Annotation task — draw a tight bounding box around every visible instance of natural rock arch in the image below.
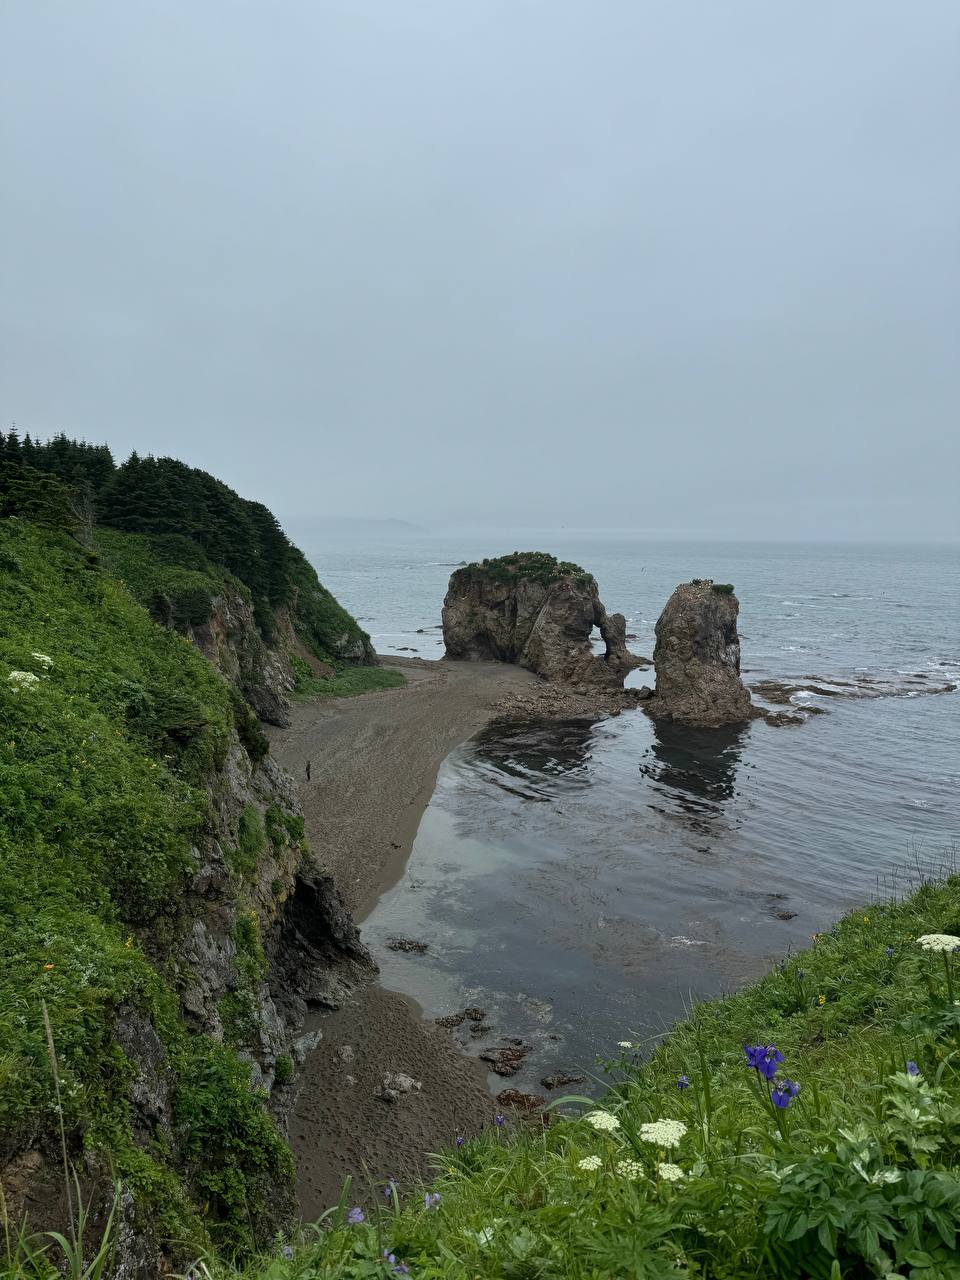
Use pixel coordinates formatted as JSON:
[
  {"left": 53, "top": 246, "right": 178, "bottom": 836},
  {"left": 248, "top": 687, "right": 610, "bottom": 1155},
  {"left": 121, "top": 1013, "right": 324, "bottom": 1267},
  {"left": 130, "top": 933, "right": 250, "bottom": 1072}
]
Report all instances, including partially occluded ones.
[{"left": 441, "top": 552, "right": 637, "bottom": 687}]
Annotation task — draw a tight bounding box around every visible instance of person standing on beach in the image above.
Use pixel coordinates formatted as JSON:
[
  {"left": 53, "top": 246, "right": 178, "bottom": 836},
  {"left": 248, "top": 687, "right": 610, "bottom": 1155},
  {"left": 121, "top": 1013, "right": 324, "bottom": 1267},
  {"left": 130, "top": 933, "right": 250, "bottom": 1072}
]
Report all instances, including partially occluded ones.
[{"left": 305, "top": 759, "right": 311, "bottom": 782}]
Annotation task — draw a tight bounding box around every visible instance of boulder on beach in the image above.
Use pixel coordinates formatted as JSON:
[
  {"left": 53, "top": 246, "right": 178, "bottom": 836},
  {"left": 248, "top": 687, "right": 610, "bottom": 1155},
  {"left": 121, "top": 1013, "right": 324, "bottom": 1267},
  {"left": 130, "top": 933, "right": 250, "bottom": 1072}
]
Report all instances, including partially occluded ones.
[
  {"left": 648, "top": 579, "right": 754, "bottom": 726},
  {"left": 441, "top": 552, "right": 637, "bottom": 687}
]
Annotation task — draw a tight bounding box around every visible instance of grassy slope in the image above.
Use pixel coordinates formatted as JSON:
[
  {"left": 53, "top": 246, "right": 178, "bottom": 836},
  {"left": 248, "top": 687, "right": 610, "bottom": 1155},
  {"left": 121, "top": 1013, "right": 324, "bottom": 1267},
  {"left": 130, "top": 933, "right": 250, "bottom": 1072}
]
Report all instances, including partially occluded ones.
[
  {"left": 289, "top": 654, "right": 406, "bottom": 700},
  {"left": 94, "top": 528, "right": 233, "bottom": 627},
  {"left": 97, "top": 531, "right": 391, "bottom": 694},
  {"left": 286, "top": 547, "right": 375, "bottom": 665},
  {"left": 204, "top": 877, "right": 960, "bottom": 1280},
  {"left": 0, "top": 520, "right": 291, "bottom": 1256}
]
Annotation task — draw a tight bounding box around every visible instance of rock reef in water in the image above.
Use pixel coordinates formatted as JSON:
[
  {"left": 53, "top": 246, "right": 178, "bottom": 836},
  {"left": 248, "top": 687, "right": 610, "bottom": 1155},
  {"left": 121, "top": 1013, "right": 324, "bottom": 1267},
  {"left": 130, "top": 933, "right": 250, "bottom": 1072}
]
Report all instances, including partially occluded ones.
[
  {"left": 442, "top": 552, "right": 637, "bottom": 687},
  {"left": 648, "top": 579, "right": 754, "bottom": 726}
]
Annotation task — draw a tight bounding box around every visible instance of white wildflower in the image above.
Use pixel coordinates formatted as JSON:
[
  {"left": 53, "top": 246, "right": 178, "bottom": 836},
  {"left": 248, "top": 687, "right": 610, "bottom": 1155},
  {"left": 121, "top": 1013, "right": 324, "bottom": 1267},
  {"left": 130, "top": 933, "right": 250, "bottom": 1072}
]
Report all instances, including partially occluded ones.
[
  {"left": 658, "top": 1162, "right": 684, "bottom": 1182},
  {"left": 30, "top": 652, "right": 53, "bottom": 668},
  {"left": 852, "top": 1160, "right": 901, "bottom": 1186},
  {"left": 617, "top": 1040, "right": 634, "bottom": 1049},
  {"left": 615, "top": 1158, "right": 644, "bottom": 1180},
  {"left": 638, "top": 1119, "right": 687, "bottom": 1149},
  {"left": 7, "top": 670, "right": 40, "bottom": 692},
  {"left": 584, "top": 1110, "right": 621, "bottom": 1132},
  {"left": 577, "top": 1155, "right": 602, "bottom": 1171},
  {"left": 916, "top": 934, "right": 960, "bottom": 952}
]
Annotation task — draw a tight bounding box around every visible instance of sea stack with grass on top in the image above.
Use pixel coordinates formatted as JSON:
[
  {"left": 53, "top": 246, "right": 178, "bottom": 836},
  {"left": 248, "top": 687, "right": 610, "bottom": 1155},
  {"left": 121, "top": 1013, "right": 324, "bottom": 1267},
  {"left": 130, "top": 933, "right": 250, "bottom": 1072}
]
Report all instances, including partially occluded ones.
[
  {"left": 442, "top": 551, "right": 637, "bottom": 687},
  {"left": 648, "top": 579, "right": 754, "bottom": 726}
]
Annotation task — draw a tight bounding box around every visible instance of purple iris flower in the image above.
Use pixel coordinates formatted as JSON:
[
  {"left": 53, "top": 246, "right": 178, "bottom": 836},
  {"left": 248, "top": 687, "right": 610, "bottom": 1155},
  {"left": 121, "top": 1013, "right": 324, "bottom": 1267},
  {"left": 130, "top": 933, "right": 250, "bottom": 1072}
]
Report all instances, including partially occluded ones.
[
  {"left": 885, "top": 946, "right": 894, "bottom": 958},
  {"left": 676, "top": 1075, "right": 690, "bottom": 1090},
  {"left": 384, "top": 1178, "right": 398, "bottom": 1199},
  {"left": 796, "top": 970, "right": 805, "bottom": 980},
  {"left": 771, "top": 1079, "right": 799, "bottom": 1109},
  {"left": 423, "top": 1192, "right": 441, "bottom": 1210},
  {"left": 759, "top": 1053, "right": 783, "bottom": 1081},
  {"left": 906, "top": 1060, "right": 920, "bottom": 1076},
  {"left": 347, "top": 1207, "right": 365, "bottom": 1225},
  {"left": 456, "top": 1135, "right": 465, "bottom": 1146},
  {"left": 494, "top": 1113, "right": 504, "bottom": 1126},
  {"left": 383, "top": 1253, "right": 409, "bottom": 1275},
  {"left": 744, "top": 1045, "right": 784, "bottom": 1080}
]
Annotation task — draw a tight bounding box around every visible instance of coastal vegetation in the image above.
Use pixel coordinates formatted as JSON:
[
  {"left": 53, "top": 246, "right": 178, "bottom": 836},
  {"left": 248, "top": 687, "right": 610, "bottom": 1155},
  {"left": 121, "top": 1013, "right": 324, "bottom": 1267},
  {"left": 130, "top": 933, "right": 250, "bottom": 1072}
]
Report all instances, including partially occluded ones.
[
  {"left": 0, "top": 430, "right": 372, "bottom": 666},
  {"left": 0, "top": 434, "right": 387, "bottom": 1269},
  {"left": 465, "top": 551, "right": 595, "bottom": 587},
  {"left": 0, "top": 517, "right": 293, "bottom": 1255},
  {"left": 289, "top": 655, "right": 406, "bottom": 700},
  {"left": 188, "top": 875, "right": 959, "bottom": 1280}
]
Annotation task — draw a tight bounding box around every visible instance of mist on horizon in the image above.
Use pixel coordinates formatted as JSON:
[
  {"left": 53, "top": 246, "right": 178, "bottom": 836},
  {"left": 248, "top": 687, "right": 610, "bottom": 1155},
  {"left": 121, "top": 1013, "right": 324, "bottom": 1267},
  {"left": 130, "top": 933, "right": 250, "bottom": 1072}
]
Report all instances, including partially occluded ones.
[{"left": 2, "top": 1, "right": 958, "bottom": 543}]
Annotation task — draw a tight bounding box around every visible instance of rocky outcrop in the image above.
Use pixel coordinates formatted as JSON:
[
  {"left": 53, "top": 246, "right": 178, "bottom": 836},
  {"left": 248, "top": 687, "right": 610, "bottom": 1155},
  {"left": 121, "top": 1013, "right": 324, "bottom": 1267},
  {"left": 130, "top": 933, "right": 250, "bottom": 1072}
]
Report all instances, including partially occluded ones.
[
  {"left": 174, "top": 737, "right": 371, "bottom": 1094},
  {"left": 181, "top": 583, "right": 296, "bottom": 726},
  {"left": 0, "top": 721, "right": 372, "bottom": 1274},
  {"left": 647, "top": 580, "right": 754, "bottom": 726},
  {"left": 156, "top": 571, "right": 375, "bottom": 727},
  {"left": 442, "top": 552, "right": 637, "bottom": 687}
]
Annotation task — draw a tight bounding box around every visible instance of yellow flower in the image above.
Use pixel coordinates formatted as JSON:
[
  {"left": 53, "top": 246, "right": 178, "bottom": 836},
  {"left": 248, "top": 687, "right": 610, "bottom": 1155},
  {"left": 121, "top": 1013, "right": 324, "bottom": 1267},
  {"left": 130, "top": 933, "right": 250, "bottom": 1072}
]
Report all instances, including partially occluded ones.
[
  {"left": 818, "top": 994, "right": 826, "bottom": 1006},
  {"left": 862, "top": 916, "right": 870, "bottom": 924},
  {"left": 43, "top": 963, "right": 54, "bottom": 971}
]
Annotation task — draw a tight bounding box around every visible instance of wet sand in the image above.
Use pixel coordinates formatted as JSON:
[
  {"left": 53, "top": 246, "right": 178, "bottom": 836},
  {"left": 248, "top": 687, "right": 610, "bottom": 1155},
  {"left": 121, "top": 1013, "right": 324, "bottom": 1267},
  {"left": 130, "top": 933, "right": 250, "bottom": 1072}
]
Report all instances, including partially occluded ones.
[{"left": 267, "top": 657, "right": 539, "bottom": 1216}]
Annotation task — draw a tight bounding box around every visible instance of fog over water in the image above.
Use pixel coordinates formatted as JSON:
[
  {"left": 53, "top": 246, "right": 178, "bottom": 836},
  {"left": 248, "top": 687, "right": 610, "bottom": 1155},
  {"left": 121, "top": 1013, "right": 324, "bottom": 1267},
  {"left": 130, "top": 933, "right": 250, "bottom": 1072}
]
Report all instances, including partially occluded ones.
[{"left": 3, "top": 2, "right": 959, "bottom": 540}]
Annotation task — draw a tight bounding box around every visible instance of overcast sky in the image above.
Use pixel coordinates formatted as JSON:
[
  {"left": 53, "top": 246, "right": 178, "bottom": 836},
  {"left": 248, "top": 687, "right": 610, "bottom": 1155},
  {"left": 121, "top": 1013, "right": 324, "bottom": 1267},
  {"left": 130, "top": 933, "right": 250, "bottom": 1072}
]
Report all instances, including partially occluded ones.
[{"left": 2, "top": 2, "right": 958, "bottom": 539}]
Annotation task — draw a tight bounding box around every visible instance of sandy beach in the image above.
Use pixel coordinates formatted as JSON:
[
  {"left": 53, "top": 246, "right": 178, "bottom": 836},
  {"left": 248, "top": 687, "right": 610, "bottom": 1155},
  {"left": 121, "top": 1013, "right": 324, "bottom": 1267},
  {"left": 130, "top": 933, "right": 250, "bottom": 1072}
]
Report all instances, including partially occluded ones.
[{"left": 267, "top": 657, "right": 540, "bottom": 1216}]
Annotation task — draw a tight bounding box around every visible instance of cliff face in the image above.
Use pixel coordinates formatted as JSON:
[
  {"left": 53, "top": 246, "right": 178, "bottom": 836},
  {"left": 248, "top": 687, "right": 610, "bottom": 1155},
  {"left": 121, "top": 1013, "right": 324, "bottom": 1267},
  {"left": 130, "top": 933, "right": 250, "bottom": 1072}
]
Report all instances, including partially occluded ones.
[
  {"left": 93, "top": 528, "right": 378, "bottom": 729},
  {"left": 0, "top": 520, "right": 371, "bottom": 1272},
  {"left": 648, "top": 580, "right": 754, "bottom": 726},
  {"left": 184, "top": 584, "right": 297, "bottom": 726},
  {"left": 442, "top": 552, "right": 636, "bottom": 686}
]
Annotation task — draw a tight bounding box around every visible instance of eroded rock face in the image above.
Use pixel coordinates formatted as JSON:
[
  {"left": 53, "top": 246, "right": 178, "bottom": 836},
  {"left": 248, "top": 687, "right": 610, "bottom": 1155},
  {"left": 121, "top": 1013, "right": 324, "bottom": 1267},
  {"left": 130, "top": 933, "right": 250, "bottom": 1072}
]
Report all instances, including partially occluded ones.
[
  {"left": 649, "top": 580, "right": 754, "bottom": 726},
  {"left": 184, "top": 585, "right": 296, "bottom": 726},
  {"left": 442, "top": 553, "right": 636, "bottom": 686}
]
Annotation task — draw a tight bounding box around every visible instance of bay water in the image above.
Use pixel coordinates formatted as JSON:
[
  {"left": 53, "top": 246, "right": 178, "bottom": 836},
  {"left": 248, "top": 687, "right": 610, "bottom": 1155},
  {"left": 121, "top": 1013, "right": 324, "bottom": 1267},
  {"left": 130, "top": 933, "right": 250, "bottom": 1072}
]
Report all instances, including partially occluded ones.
[{"left": 301, "top": 532, "right": 960, "bottom": 1094}]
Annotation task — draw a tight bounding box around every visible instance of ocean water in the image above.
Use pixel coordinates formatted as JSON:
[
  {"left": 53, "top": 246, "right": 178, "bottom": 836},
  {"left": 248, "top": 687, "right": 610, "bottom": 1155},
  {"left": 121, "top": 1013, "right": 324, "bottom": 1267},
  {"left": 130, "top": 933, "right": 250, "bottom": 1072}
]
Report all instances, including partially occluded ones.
[{"left": 302, "top": 532, "right": 960, "bottom": 1094}]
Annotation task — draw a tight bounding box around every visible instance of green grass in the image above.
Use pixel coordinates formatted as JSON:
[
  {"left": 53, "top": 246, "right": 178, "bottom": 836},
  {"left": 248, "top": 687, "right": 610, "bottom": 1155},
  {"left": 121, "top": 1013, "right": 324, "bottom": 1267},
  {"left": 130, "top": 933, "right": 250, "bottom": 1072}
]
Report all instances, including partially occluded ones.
[
  {"left": 290, "top": 654, "right": 406, "bottom": 699},
  {"left": 183, "top": 876, "right": 960, "bottom": 1280},
  {"left": 0, "top": 519, "right": 295, "bottom": 1259},
  {"left": 461, "top": 550, "right": 595, "bottom": 588}
]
